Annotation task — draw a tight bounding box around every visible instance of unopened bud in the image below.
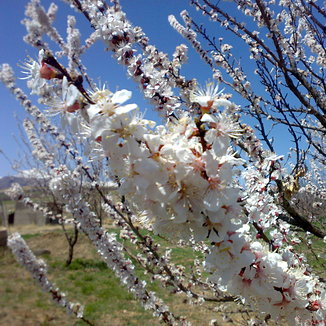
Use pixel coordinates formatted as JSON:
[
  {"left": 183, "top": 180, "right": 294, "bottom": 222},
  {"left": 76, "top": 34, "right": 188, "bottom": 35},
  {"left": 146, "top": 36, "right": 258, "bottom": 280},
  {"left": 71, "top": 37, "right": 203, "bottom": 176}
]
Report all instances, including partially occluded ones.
[
  {"left": 39, "top": 62, "right": 59, "bottom": 80},
  {"left": 66, "top": 101, "right": 81, "bottom": 113}
]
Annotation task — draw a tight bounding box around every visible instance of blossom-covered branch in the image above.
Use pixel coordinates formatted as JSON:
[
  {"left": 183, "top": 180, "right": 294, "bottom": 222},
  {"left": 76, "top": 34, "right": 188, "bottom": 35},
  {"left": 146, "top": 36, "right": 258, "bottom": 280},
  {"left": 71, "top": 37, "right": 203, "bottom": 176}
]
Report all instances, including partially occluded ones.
[{"left": 7, "top": 232, "right": 93, "bottom": 325}]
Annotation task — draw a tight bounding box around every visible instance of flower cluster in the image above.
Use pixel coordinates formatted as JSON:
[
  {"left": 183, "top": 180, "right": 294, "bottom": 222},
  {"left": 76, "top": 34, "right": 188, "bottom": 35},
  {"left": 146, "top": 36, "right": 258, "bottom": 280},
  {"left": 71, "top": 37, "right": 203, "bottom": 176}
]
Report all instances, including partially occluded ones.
[
  {"left": 3, "top": 54, "right": 325, "bottom": 323},
  {"left": 75, "top": 84, "right": 324, "bottom": 325},
  {"left": 1, "top": 1, "right": 326, "bottom": 325},
  {"left": 23, "top": 118, "right": 55, "bottom": 167}
]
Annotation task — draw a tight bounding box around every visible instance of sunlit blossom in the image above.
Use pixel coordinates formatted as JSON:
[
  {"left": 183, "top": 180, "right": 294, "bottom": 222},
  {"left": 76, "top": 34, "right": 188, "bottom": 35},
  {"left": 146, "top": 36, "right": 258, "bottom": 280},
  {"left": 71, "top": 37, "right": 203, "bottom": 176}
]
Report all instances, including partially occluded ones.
[{"left": 190, "top": 82, "right": 231, "bottom": 113}]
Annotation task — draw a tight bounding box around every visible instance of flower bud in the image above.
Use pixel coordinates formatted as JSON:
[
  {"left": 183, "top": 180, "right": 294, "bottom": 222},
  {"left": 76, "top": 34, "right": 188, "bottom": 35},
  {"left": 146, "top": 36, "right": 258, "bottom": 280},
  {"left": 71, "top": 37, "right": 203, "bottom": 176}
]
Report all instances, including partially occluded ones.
[
  {"left": 66, "top": 101, "right": 81, "bottom": 113},
  {"left": 39, "top": 62, "right": 58, "bottom": 80}
]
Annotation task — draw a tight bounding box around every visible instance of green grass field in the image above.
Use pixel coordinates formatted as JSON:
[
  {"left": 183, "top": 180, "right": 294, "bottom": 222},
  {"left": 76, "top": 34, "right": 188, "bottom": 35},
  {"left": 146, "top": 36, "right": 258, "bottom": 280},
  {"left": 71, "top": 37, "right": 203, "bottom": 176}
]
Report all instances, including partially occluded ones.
[
  {"left": 0, "top": 219, "right": 325, "bottom": 326},
  {"left": 0, "top": 226, "right": 268, "bottom": 326}
]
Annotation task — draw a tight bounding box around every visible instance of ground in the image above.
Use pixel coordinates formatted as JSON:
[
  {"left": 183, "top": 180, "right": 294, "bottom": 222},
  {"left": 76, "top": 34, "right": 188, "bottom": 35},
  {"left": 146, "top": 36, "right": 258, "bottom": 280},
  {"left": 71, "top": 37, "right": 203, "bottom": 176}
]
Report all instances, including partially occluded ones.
[{"left": 0, "top": 224, "right": 280, "bottom": 326}]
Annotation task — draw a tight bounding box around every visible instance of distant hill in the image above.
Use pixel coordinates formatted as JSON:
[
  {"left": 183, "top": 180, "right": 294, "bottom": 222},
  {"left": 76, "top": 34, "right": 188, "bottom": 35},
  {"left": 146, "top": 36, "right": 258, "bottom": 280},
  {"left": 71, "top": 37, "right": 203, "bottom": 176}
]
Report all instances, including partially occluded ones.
[{"left": 0, "top": 176, "right": 37, "bottom": 191}]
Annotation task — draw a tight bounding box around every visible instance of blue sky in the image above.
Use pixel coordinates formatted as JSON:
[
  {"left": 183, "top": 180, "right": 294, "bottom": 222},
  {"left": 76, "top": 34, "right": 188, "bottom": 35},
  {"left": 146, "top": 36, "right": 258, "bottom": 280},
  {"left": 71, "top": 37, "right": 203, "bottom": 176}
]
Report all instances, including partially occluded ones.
[{"left": 0, "top": 0, "right": 292, "bottom": 177}]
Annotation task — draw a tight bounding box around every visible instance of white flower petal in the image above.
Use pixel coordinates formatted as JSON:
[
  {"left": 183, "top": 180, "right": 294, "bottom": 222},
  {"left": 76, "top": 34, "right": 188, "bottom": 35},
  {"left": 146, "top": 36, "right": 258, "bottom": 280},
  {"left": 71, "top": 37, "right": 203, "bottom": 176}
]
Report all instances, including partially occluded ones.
[
  {"left": 115, "top": 103, "right": 138, "bottom": 115},
  {"left": 112, "top": 89, "right": 132, "bottom": 104},
  {"left": 201, "top": 113, "right": 215, "bottom": 123},
  {"left": 196, "top": 95, "right": 211, "bottom": 106},
  {"left": 62, "top": 76, "right": 69, "bottom": 99},
  {"left": 66, "top": 85, "right": 79, "bottom": 107},
  {"left": 213, "top": 99, "right": 231, "bottom": 107},
  {"left": 87, "top": 105, "right": 101, "bottom": 120}
]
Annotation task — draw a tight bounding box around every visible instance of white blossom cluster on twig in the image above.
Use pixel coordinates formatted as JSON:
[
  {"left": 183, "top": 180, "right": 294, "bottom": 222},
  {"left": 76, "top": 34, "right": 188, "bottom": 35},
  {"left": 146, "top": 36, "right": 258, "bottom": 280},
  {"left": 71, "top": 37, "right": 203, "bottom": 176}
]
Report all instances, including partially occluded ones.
[{"left": 7, "top": 233, "right": 85, "bottom": 320}]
